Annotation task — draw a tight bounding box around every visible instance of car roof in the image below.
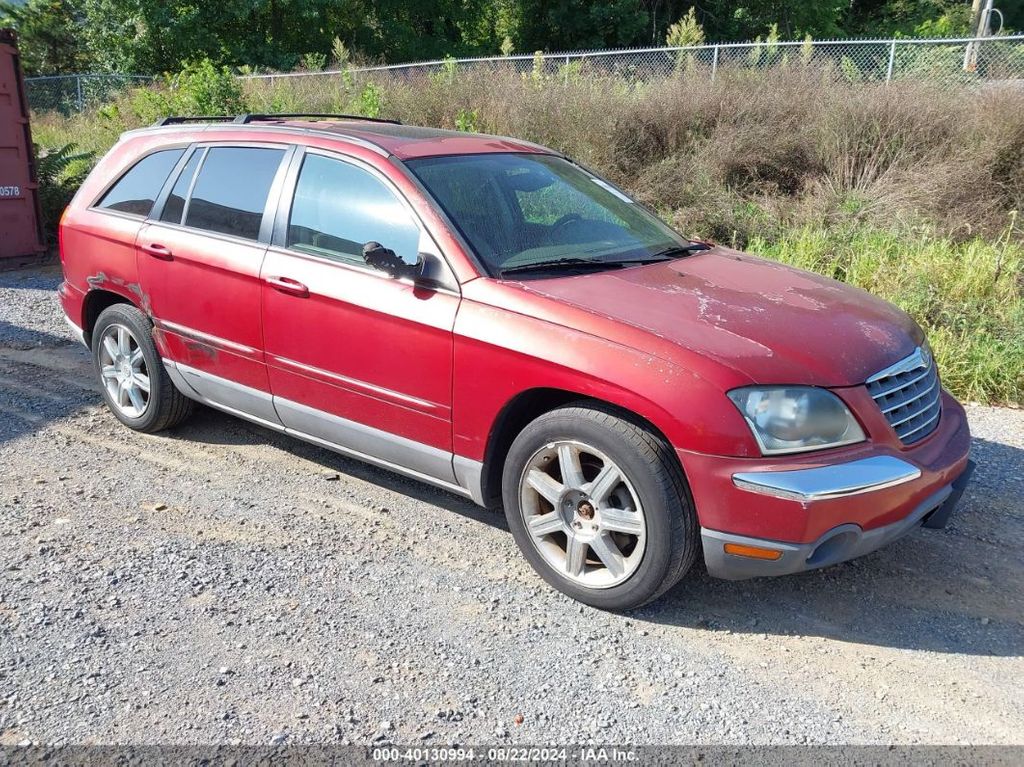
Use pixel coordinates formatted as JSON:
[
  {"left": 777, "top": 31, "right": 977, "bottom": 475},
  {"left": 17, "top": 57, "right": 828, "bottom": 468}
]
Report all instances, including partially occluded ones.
[
  {"left": 278, "top": 120, "right": 554, "bottom": 160},
  {"left": 127, "top": 118, "right": 556, "bottom": 161}
]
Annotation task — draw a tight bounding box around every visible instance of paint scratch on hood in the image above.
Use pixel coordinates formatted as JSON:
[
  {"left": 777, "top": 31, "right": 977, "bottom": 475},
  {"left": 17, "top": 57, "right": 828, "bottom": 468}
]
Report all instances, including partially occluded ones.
[{"left": 518, "top": 247, "right": 921, "bottom": 387}]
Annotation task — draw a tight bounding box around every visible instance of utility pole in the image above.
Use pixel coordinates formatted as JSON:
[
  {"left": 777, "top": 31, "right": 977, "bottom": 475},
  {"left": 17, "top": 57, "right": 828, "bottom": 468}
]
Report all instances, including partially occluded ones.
[
  {"left": 969, "top": 0, "right": 986, "bottom": 37},
  {"left": 964, "top": 0, "right": 994, "bottom": 72}
]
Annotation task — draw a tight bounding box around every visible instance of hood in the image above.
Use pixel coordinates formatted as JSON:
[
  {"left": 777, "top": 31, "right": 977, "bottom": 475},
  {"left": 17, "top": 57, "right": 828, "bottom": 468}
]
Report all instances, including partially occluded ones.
[{"left": 519, "top": 248, "right": 922, "bottom": 387}]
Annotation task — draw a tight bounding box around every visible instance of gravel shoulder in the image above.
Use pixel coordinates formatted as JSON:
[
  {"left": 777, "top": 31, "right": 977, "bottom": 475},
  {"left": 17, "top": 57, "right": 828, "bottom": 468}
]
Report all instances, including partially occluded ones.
[{"left": 1, "top": 265, "right": 1022, "bottom": 746}]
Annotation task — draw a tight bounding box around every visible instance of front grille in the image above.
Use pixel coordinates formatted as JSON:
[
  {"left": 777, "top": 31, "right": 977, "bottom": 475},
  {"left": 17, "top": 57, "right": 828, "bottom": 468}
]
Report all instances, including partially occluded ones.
[{"left": 865, "top": 347, "right": 942, "bottom": 445}]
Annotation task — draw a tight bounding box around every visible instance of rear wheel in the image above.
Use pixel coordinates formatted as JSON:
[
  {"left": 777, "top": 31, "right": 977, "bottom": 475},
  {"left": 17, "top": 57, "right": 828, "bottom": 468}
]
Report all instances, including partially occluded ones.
[
  {"left": 92, "top": 304, "right": 193, "bottom": 433},
  {"left": 502, "top": 403, "right": 698, "bottom": 611}
]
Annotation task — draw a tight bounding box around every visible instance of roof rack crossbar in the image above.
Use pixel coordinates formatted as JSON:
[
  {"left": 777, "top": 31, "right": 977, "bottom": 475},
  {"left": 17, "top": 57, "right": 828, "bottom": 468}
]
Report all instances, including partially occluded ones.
[
  {"left": 234, "top": 113, "right": 402, "bottom": 125},
  {"left": 154, "top": 115, "right": 236, "bottom": 127}
]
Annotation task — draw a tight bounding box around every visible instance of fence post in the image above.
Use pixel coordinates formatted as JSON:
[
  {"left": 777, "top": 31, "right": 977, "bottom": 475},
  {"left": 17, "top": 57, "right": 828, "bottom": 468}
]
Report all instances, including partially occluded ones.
[
  {"left": 565, "top": 55, "right": 570, "bottom": 85},
  {"left": 711, "top": 44, "right": 719, "bottom": 81},
  {"left": 75, "top": 75, "right": 84, "bottom": 111},
  {"left": 886, "top": 39, "right": 897, "bottom": 82}
]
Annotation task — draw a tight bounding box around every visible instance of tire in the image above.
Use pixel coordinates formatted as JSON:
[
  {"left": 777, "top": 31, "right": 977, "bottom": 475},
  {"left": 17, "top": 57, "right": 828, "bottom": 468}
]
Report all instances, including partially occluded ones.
[
  {"left": 501, "top": 402, "right": 698, "bottom": 611},
  {"left": 91, "top": 303, "right": 193, "bottom": 433}
]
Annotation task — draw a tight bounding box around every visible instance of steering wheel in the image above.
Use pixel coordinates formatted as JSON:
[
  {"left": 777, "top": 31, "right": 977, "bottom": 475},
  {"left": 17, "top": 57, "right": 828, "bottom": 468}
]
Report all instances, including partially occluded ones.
[{"left": 551, "top": 212, "right": 583, "bottom": 231}]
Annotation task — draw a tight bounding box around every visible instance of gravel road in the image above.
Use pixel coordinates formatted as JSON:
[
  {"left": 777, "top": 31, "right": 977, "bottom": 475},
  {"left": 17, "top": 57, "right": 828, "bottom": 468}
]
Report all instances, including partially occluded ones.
[{"left": 1, "top": 264, "right": 1022, "bottom": 747}]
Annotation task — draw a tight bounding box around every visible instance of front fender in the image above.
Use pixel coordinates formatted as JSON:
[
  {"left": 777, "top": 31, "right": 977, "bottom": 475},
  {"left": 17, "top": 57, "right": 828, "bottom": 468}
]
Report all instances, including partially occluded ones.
[{"left": 452, "top": 286, "right": 759, "bottom": 461}]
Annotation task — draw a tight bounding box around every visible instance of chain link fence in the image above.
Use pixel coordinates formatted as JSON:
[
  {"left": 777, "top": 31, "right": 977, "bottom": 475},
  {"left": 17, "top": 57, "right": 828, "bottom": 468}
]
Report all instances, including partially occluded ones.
[
  {"left": 25, "top": 35, "right": 1024, "bottom": 113},
  {"left": 247, "top": 35, "right": 1024, "bottom": 87},
  {"left": 23, "top": 74, "right": 154, "bottom": 114}
]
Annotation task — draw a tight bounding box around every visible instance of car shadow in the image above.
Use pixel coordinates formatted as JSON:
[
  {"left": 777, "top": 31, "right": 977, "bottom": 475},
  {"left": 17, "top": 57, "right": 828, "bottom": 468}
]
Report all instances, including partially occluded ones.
[{"left": 160, "top": 404, "right": 508, "bottom": 533}]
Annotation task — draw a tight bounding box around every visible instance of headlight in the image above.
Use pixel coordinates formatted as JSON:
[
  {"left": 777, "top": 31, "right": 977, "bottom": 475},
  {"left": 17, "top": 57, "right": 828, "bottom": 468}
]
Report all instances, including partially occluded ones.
[{"left": 727, "top": 386, "right": 866, "bottom": 455}]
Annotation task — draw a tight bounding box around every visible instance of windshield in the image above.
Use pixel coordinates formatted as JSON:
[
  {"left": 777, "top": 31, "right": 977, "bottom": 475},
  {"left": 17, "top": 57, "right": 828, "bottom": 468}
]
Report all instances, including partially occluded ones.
[{"left": 405, "top": 153, "right": 690, "bottom": 277}]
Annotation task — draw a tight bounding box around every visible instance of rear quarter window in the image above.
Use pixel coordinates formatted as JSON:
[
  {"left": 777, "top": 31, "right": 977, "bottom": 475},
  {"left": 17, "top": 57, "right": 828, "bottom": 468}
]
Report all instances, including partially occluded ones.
[{"left": 95, "top": 149, "right": 185, "bottom": 217}]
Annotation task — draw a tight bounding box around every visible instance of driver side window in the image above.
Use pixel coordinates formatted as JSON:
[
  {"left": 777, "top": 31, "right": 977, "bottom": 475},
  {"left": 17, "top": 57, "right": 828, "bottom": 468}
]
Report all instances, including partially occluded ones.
[{"left": 287, "top": 154, "right": 420, "bottom": 265}]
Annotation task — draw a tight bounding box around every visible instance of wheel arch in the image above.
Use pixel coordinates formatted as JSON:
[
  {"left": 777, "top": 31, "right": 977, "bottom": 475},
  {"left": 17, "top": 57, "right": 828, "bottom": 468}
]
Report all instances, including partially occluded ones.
[
  {"left": 81, "top": 288, "right": 138, "bottom": 348},
  {"left": 479, "top": 386, "right": 683, "bottom": 508}
]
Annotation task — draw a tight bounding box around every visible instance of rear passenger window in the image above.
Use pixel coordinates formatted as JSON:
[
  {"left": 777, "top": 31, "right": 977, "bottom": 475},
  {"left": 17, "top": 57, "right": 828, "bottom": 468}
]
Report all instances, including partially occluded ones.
[
  {"left": 160, "top": 149, "right": 203, "bottom": 224},
  {"left": 96, "top": 149, "right": 184, "bottom": 217},
  {"left": 184, "top": 147, "right": 285, "bottom": 240},
  {"left": 287, "top": 154, "right": 420, "bottom": 265}
]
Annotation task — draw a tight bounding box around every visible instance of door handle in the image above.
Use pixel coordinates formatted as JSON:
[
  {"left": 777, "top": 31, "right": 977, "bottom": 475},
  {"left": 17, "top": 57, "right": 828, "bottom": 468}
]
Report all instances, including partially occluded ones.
[
  {"left": 265, "top": 276, "right": 310, "bottom": 298},
  {"left": 141, "top": 243, "right": 173, "bottom": 260}
]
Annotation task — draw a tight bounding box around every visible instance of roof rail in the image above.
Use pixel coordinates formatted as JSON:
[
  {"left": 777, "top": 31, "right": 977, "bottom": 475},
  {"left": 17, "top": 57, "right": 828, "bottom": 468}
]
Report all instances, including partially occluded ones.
[
  {"left": 153, "top": 114, "right": 403, "bottom": 128},
  {"left": 154, "top": 115, "right": 237, "bottom": 127},
  {"left": 233, "top": 113, "right": 402, "bottom": 125}
]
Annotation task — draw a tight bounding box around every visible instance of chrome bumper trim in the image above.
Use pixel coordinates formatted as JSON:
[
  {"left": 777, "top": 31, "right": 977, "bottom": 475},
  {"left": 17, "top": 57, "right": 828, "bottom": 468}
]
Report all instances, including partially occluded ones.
[
  {"left": 732, "top": 455, "right": 921, "bottom": 502},
  {"left": 64, "top": 316, "right": 87, "bottom": 348},
  {"left": 703, "top": 483, "right": 955, "bottom": 580}
]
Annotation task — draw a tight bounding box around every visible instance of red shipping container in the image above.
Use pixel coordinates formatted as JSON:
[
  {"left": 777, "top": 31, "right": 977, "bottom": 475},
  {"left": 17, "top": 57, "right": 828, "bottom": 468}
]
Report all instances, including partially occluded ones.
[{"left": 0, "top": 28, "right": 45, "bottom": 264}]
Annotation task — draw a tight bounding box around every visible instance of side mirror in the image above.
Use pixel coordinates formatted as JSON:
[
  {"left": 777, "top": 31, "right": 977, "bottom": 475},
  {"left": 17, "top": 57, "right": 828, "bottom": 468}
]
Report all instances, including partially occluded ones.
[{"left": 362, "top": 241, "right": 423, "bottom": 280}]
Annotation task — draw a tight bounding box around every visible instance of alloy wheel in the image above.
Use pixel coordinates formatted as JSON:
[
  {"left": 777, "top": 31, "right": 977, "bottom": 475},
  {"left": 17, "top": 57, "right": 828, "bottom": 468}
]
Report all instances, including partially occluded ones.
[
  {"left": 519, "top": 440, "right": 647, "bottom": 589},
  {"left": 98, "top": 323, "right": 151, "bottom": 419}
]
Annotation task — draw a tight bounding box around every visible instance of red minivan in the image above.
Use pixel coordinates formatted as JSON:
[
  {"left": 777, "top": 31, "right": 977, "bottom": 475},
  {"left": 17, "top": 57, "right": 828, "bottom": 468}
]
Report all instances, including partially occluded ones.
[{"left": 58, "top": 115, "right": 974, "bottom": 610}]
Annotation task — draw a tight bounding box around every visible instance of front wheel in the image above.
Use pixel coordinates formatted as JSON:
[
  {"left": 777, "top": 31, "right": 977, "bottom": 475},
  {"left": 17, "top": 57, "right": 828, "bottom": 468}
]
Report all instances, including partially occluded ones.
[{"left": 502, "top": 403, "right": 698, "bottom": 611}]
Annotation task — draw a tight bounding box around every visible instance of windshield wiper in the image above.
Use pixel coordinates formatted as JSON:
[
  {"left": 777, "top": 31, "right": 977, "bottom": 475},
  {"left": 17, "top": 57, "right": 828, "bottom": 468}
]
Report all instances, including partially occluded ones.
[
  {"left": 498, "top": 243, "right": 713, "bottom": 278},
  {"left": 647, "top": 242, "right": 713, "bottom": 259},
  {"left": 499, "top": 257, "right": 630, "bottom": 277}
]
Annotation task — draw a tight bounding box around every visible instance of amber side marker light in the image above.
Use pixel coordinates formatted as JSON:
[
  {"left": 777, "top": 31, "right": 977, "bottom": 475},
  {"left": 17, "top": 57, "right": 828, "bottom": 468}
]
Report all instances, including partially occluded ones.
[{"left": 723, "top": 543, "right": 783, "bottom": 561}]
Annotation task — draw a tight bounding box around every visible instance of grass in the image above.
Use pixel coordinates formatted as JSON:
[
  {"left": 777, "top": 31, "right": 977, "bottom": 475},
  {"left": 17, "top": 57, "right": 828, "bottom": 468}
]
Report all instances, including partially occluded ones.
[
  {"left": 748, "top": 223, "right": 1024, "bottom": 405},
  {"left": 29, "top": 63, "right": 1024, "bottom": 405}
]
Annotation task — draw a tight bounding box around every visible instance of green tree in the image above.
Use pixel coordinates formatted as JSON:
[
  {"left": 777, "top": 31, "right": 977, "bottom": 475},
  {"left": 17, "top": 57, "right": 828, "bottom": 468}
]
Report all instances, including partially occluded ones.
[
  {"left": 719, "top": 1, "right": 845, "bottom": 40},
  {"left": 842, "top": 0, "right": 1000, "bottom": 37},
  {"left": 350, "top": 0, "right": 502, "bottom": 61},
  {"left": 510, "top": 0, "right": 649, "bottom": 52},
  {"left": 12, "top": 0, "right": 1024, "bottom": 78},
  {"left": 0, "top": 0, "right": 92, "bottom": 74},
  {"left": 665, "top": 7, "right": 704, "bottom": 46},
  {"left": 651, "top": 1, "right": 845, "bottom": 43},
  {"left": 82, "top": 0, "right": 374, "bottom": 73},
  {"left": 79, "top": 0, "right": 505, "bottom": 74},
  {"left": 82, "top": 0, "right": 232, "bottom": 73}
]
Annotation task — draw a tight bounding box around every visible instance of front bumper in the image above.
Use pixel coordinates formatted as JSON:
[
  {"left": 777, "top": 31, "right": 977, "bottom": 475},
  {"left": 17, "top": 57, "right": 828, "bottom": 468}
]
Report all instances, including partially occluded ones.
[
  {"left": 679, "top": 389, "right": 973, "bottom": 580},
  {"left": 703, "top": 460, "right": 974, "bottom": 579}
]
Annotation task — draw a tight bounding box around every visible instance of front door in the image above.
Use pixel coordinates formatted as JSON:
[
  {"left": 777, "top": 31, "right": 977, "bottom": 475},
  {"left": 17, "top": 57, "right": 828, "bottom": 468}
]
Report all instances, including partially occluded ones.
[
  {"left": 138, "top": 143, "right": 290, "bottom": 423},
  {"left": 261, "top": 149, "right": 460, "bottom": 483}
]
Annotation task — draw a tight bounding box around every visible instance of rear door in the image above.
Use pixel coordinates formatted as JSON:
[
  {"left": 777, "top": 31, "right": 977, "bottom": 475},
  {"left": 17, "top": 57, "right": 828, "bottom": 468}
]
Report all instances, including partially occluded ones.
[
  {"left": 63, "top": 147, "right": 186, "bottom": 313},
  {"left": 138, "top": 143, "right": 291, "bottom": 423},
  {"left": 261, "top": 147, "right": 461, "bottom": 482}
]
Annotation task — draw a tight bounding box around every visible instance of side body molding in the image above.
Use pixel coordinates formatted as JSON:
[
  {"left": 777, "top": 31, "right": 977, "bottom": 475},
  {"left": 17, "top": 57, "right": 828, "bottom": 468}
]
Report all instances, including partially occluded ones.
[{"left": 163, "top": 359, "right": 485, "bottom": 503}]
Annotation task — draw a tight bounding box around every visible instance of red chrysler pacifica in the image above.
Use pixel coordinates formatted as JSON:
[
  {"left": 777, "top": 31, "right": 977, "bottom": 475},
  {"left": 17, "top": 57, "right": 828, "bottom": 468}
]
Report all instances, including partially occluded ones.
[{"left": 58, "top": 114, "right": 974, "bottom": 610}]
